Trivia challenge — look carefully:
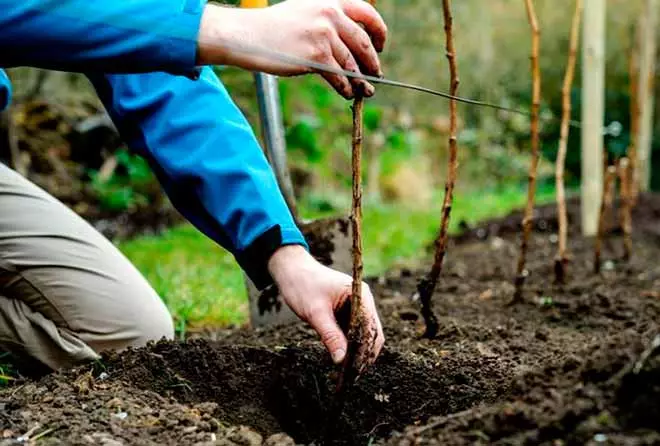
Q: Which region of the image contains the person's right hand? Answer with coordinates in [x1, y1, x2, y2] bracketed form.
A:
[198, 0, 388, 99]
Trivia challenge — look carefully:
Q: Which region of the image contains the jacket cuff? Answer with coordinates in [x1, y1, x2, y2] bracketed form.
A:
[236, 225, 309, 290]
[0, 70, 11, 112]
[168, 0, 207, 79]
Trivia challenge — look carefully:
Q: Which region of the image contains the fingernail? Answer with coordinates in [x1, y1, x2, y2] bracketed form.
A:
[332, 348, 346, 364]
[365, 83, 375, 97]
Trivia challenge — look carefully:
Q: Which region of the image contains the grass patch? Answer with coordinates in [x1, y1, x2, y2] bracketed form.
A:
[118, 225, 247, 332]
[119, 183, 562, 330]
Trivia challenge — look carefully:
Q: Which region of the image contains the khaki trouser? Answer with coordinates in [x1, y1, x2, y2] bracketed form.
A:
[0, 163, 174, 371]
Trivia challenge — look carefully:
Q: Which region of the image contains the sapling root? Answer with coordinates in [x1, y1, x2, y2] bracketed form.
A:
[416, 0, 459, 339]
[554, 0, 582, 284]
[513, 0, 541, 302]
[595, 162, 617, 274]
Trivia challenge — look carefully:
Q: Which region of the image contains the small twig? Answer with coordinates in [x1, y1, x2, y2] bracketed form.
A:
[16, 424, 41, 442]
[514, 0, 541, 301]
[416, 0, 459, 339]
[407, 406, 479, 436]
[618, 157, 633, 261]
[30, 426, 59, 442]
[554, 0, 583, 284]
[594, 162, 617, 273]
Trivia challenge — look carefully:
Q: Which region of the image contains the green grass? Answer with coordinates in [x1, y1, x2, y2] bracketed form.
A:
[118, 183, 561, 330]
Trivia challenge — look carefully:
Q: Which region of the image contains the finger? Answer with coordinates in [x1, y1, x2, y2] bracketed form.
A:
[318, 58, 354, 99]
[309, 305, 349, 364]
[339, 0, 388, 52]
[314, 34, 354, 98]
[334, 13, 382, 77]
[331, 37, 375, 97]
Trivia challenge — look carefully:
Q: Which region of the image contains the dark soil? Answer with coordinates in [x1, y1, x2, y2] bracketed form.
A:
[2, 195, 660, 445]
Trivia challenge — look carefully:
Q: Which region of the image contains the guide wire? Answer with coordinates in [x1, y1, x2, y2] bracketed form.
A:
[206, 37, 623, 135]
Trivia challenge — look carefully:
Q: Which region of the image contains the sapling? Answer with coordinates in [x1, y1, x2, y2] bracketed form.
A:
[554, 0, 583, 284]
[618, 157, 633, 261]
[335, 93, 366, 397]
[334, 0, 376, 401]
[595, 161, 617, 274]
[628, 25, 641, 205]
[513, 0, 541, 302]
[416, 0, 459, 339]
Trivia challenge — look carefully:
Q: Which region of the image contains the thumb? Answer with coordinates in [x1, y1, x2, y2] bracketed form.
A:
[310, 310, 348, 364]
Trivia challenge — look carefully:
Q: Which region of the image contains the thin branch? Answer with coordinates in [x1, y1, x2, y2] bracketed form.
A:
[554, 0, 583, 284]
[514, 0, 541, 301]
[416, 0, 459, 339]
[595, 162, 617, 274]
[618, 157, 633, 261]
[629, 21, 641, 204]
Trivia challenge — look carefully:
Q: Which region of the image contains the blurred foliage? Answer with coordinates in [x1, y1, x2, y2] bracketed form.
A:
[89, 148, 155, 212]
[5, 0, 659, 215]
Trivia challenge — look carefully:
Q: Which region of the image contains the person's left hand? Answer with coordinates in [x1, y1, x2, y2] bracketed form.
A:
[268, 245, 384, 371]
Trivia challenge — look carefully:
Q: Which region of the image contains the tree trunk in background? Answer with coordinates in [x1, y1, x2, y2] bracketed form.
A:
[581, 0, 606, 236]
[637, 0, 658, 192]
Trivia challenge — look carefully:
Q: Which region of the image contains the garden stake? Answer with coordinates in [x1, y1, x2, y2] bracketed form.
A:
[554, 0, 582, 284]
[513, 0, 541, 302]
[594, 162, 617, 274]
[618, 157, 633, 261]
[415, 0, 459, 339]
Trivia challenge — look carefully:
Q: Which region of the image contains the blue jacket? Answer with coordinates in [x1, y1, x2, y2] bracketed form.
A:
[0, 0, 308, 289]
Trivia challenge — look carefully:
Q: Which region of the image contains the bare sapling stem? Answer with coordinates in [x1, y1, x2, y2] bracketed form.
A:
[416, 0, 459, 339]
[618, 157, 633, 261]
[328, 92, 367, 441]
[513, 0, 541, 302]
[329, 6, 376, 437]
[595, 160, 617, 274]
[333, 94, 367, 410]
[629, 23, 641, 205]
[554, 0, 583, 284]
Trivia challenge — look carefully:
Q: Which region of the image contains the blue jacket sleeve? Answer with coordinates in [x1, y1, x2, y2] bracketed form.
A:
[0, 0, 205, 78]
[0, 70, 11, 111]
[86, 67, 308, 289]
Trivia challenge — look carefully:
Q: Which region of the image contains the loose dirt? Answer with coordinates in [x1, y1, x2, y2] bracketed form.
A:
[2, 195, 660, 445]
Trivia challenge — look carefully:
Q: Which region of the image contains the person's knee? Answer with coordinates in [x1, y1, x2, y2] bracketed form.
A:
[131, 299, 175, 346]
[116, 290, 175, 349]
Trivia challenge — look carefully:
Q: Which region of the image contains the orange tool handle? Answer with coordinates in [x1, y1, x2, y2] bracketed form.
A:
[240, 0, 268, 8]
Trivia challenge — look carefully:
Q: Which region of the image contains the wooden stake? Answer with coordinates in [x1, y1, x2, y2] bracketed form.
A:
[581, 0, 606, 236]
[416, 0, 459, 339]
[595, 162, 617, 274]
[637, 0, 658, 192]
[618, 157, 633, 261]
[513, 0, 541, 301]
[554, 0, 583, 284]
